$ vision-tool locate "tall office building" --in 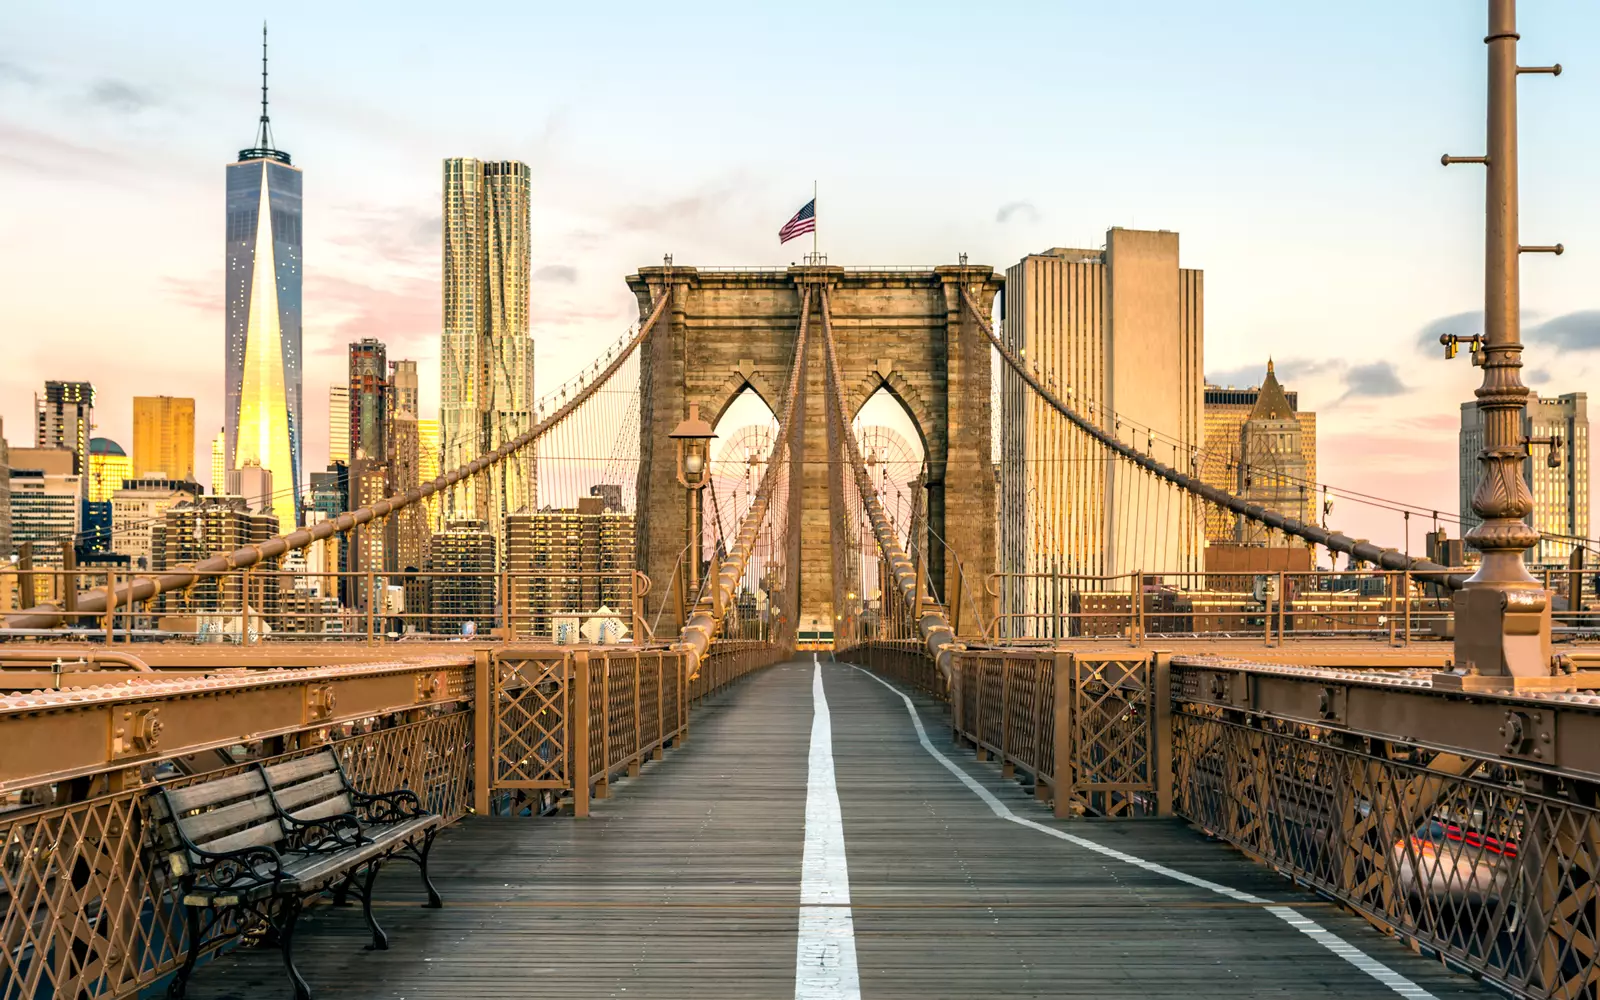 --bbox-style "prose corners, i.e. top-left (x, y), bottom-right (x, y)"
top-left (35, 381), bottom-right (94, 481)
top-left (210, 429), bottom-right (226, 494)
top-left (1201, 364), bottom-right (1318, 544)
top-left (132, 396), bottom-right (196, 480)
top-left (226, 28), bottom-right (302, 534)
top-left (1230, 364), bottom-right (1313, 545)
top-left (429, 519), bottom-right (497, 634)
top-left (87, 438), bottom-right (132, 504)
top-left (8, 449), bottom-right (81, 568)
top-left (152, 497), bottom-right (280, 615)
top-left (227, 464), bottom-right (275, 516)
top-left (348, 339), bottom-right (389, 463)
top-left (1461, 392), bottom-right (1589, 565)
top-left (418, 417), bottom-right (441, 530)
top-left (505, 496), bottom-right (636, 639)
top-left (328, 385), bottom-right (350, 464)
top-left (387, 360), bottom-right (427, 572)
top-left (111, 478), bottom-right (202, 571)
top-left (441, 158), bottom-right (535, 546)
top-left (0, 418), bottom-right (10, 558)
top-left (998, 230), bottom-right (1206, 611)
